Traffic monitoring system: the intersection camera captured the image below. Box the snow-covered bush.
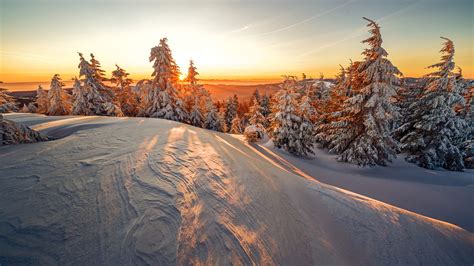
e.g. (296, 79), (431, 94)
(0, 88), (17, 113)
(0, 114), (50, 145)
(244, 124), (265, 142)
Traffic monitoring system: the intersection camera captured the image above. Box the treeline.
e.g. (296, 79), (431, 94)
(0, 18), (472, 171)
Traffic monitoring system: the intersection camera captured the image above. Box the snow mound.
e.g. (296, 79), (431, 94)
(0, 114), (473, 265)
(0, 114), (50, 145)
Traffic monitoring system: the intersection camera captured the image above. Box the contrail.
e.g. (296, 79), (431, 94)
(255, 0), (357, 37)
(296, 0), (422, 58)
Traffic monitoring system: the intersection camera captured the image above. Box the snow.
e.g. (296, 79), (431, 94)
(0, 113), (473, 265)
(259, 140), (474, 232)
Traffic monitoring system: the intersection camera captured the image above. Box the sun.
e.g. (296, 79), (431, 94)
(179, 73), (187, 81)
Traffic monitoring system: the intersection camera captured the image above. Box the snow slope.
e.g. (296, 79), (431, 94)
(259, 142), (474, 232)
(0, 114), (473, 265)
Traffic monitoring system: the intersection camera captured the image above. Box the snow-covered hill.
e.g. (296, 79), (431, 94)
(0, 114), (473, 265)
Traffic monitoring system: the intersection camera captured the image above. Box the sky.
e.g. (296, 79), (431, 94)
(0, 0), (473, 83)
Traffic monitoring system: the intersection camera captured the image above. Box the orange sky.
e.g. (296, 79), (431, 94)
(1, 0), (472, 83)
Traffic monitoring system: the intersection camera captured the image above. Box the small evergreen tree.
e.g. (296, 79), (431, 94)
(251, 89), (261, 105)
(189, 98), (204, 127)
(204, 100), (223, 132)
(316, 73), (330, 101)
(35, 85), (49, 114)
(186, 59), (199, 86)
(297, 92), (317, 155)
(260, 94), (271, 128)
(223, 95), (238, 132)
(47, 74), (72, 116)
(271, 76), (312, 156)
(248, 98), (265, 125)
(111, 64), (138, 116)
(230, 115), (242, 134)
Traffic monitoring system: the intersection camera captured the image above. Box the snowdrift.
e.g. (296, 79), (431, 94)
(0, 114), (473, 265)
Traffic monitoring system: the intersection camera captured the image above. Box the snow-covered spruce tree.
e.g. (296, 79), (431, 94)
(47, 74), (72, 116)
(394, 77), (417, 130)
(248, 98), (265, 126)
(140, 38), (181, 120)
(271, 76), (313, 156)
(71, 77), (91, 115)
(0, 88), (17, 113)
(316, 73), (330, 101)
(186, 59), (199, 86)
(111, 64), (138, 116)
(204, 100), (223, 132)
(297, 91), (317, 155)
(315, 65), (350, 148)
(251, 89), (261, 105)
(260, 94), (271, 128)
(245, 98), (266, 140)
(75, 53), (123, 116)
(223, 95), (238, 132)
(396, 37), (468, 171)
(0, 114), (50, 145)
(319, 18), (402, 166)
(189, 98), (204, 127)
(230, 115), (242, 134)
(35, 85), (49, 114)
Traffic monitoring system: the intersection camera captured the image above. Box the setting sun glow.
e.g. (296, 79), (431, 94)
(0, 0), (472, 84)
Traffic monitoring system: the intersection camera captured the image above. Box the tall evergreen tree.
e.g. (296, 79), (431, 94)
(396, 37), (468, 171)
(47, 74), (72, 116)
(140, 38), (181, 120)
(75, 53), (123, 116)
(317, 18), (402, 166)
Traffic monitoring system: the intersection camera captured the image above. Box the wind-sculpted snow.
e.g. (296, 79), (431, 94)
(0, 114), (473, 265)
